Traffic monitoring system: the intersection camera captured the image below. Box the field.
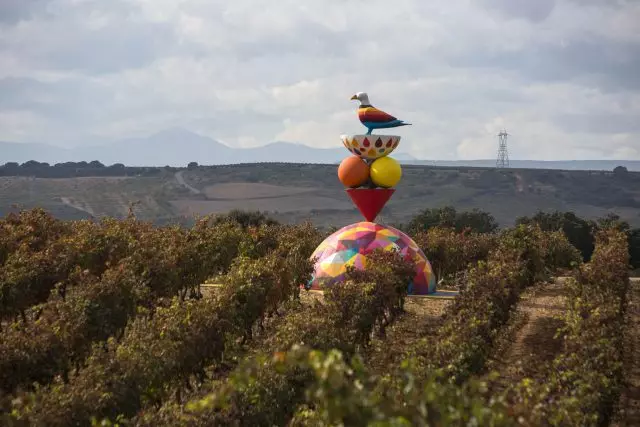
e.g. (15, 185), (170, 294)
(0, 207), (638, 426)
(3, 163), (640, 228)
(169, 182), (354, 216)
(202, 183), (317, 199)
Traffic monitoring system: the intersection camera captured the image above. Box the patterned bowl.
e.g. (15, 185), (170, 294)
(340, 134), (401, 160)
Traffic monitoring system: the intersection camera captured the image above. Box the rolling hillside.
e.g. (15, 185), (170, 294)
(2, 163), (640, 228)
(0, 128), (417, 166)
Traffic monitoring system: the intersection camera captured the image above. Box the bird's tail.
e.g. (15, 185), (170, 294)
(401, 122), (412, 126)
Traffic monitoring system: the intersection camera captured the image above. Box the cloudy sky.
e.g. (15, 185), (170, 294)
(0, 0), (639, 160)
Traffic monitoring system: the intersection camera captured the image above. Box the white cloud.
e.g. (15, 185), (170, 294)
(0, 0), (638, 160)
(479, 0), (557, 23)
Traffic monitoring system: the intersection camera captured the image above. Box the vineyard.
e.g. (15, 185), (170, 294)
(0, 208), (638, 426)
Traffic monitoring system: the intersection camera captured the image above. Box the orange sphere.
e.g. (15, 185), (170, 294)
(338, 155), (370, 188)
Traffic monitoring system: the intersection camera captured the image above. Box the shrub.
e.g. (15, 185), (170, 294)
(407, 224), (560, 384)
(133, 250), (415, 426)
(0, 268), (139, 394)
(211, 209), (279, 229)
(517, 210), (595, 262)
(159, 346), (515, 427)
(288, 347), (514, 426)
(406, 206), (498, 235)
(414, 227), (497, 284)
(413, 259), (527, 383)
(7, 250), (304, 426)
(508, 229), (630, 426)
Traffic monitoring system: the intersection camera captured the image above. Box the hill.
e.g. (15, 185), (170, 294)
(409, 159), (640, 171)
(1, 162), (640, 228)
(0, 128), (417, 166)
(3, 128), (637, 171)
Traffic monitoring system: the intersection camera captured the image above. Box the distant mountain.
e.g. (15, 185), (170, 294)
(1, 128), (635, 171)
(0, 128), (417, 166)
(237, 141), (347, 164)
(0, 141), (73, 164)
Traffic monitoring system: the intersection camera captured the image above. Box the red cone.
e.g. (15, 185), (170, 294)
(346, 188), (395, 222)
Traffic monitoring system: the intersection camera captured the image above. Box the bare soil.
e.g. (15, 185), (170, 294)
(60, 196), (96, 216)
(170, 196), (353, 215)
(484, 278), (568, 387)
(203, 183), (316, 199)
(366, 297), (452, 374)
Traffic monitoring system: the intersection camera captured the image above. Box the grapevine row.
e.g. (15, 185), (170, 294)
(149, 226), (626, 426)
(0, 210), (242, 323)
(2, 207), (628, 426)
(131, 250), (417, 426)
(0, 216), (251, 395)
(508, 228), (631, 426)
(0, 210), (491, 401)
(409, 225), (581, 383)
(130, 227), (578, 426)
(6, 243), (313, 426)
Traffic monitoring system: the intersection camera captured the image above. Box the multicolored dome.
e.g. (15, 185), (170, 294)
(307, 221), (436, 295)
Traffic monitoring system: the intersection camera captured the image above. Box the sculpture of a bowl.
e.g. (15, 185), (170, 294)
(340, 134), (400, 160)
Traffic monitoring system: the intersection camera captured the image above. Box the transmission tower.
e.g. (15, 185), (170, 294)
(496, 129), (510, 168)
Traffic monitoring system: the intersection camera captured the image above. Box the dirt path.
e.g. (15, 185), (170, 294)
(613, 278), (640, 427)
(366, 297), (452, 374)
(60, 196), (96, 216)
(175, 171), (201, 195)
(514, 172), (524, 193)
(484, 279), (568, 388)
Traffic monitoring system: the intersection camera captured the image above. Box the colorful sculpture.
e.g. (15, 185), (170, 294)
(307, 93), (437, 295)
(370, 156), (402, 188)
(338, 156), (370, 188)
(350, 92), (411, 135)
(308, 222), (436, 295)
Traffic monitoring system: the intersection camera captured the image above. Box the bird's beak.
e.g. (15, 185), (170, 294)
(350, 94), (357, 100)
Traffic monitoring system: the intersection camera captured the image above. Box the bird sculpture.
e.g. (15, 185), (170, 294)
(350, 92), (411, 135)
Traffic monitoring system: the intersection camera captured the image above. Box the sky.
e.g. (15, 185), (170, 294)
(0, 0), (639, 161)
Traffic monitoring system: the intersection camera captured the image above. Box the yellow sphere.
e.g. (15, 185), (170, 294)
(370, 156), (402, 188)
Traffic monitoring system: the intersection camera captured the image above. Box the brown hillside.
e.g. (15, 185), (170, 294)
(1, 164), (639, 227)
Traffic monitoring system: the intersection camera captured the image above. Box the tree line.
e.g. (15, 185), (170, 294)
(403, 205), (640, 270)
(0, 161), (168, 178)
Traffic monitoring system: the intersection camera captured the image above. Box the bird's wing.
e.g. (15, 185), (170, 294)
(358, 106), (397, 123)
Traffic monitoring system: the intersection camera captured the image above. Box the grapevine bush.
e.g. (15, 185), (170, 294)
(405, 224), (578, 384)
(414, 227), (497, 286)
(508, 229), (630, 426)
(132, 249), (416, 426)
(0, 208), (633, 427)
(8, 250), (313, 426)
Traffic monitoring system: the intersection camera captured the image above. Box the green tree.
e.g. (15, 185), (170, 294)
(596, 212), (629, 232)
(212, 209), (279, 229)
(594, 212), (640, 269)
(516, 210), (595, 262)
(613, 165), (628, 177)
(406, 206), (498, 234)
